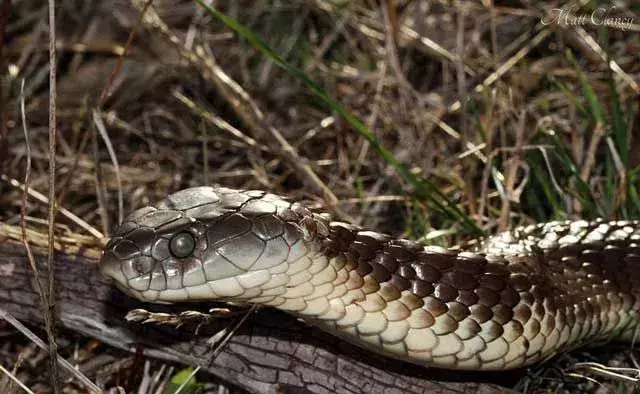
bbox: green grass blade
[195,0,483,235]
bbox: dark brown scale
[470,304,493,324]
[626,253,640,265]
[561,255,581,269]
[484,262,511,277]
[513,304,532,324]
[581,249,607,265]
[351,240,378,260]
[582,300,594,317]
[412,262,441,282]
[478,274,507,292]
[398,264,417,280]
[475,287,500,307]
[369,262,392,284]
[442,271,477,291]
[424,297,448,317]
[453,258,487,275]
[510,274,531,292]
[582,262,602,276]
[321,239,338,256]
[434,283,458,302]
[378,253,399,273]
[412,280,434,298]
[447,301,471,321]
[389,274,411,292]
[491,304,514,325]
[424,252,456,272]
[456,290,479,307]
[356,261,373,277]
[530,284,547,301]
[499,287,520,307]
[330,223,357,251]
[387,243,418,262]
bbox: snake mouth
[99,251,125,284]
[100,254,153,302]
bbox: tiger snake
[99,186,640,370]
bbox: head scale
[99,186,325,304]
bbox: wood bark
[0,239,515,393]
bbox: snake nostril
[135,256,156,274]
[122,256,156,278]
[134,260,149,274]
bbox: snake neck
[251,219,640,370]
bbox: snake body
[99,186,640,370]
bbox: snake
[98,186,640,371]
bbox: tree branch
[0,239,513,393]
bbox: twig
[0,0,10,177]
[93,110,123,225]
[0,363,35,394]
[17,78,44,394]
[580,122,604,181]
[455,3,476,217]
[1,175,105,240]
[174,304,258,394]
[0,308,101,393]
[201,122,209,186]
[172,90,259,148]
[97,0,154,106]
[448,27,552,113]
[57,0,153,217]
[46,0,61,390]
[499,111,528,231]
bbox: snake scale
[99,186,640,370]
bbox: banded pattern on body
[99,186,640,370]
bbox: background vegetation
[0,0,639,392]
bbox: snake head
[99,186,326,304]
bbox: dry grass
[1,0,639,392]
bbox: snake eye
[169,232,196,258]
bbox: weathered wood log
[0,238,513,393]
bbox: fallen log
[0,236,512,393]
